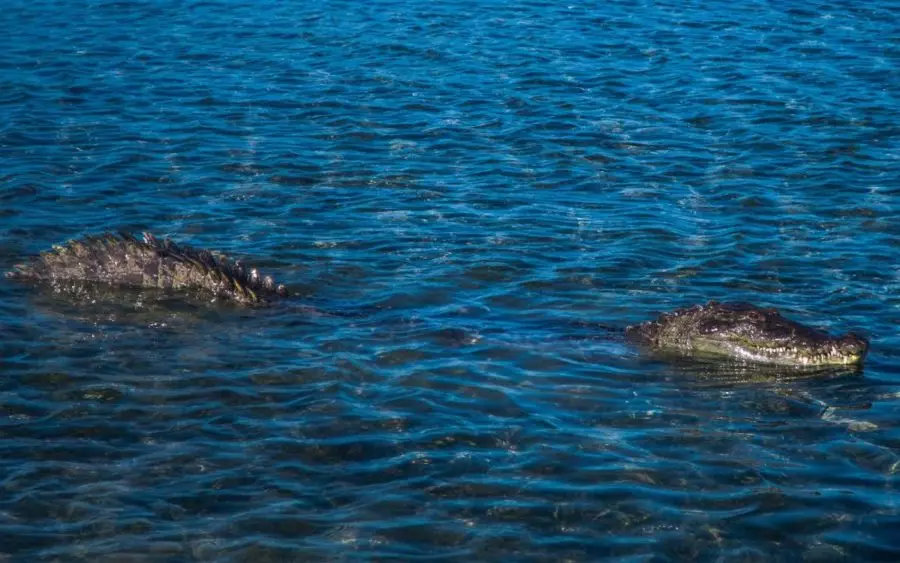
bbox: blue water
[2,0,900,560]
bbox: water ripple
[1,0,900,560]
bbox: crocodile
[5,232,869,367]
[624,301,867,367]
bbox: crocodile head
[625,301,868,366]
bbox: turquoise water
[2,0,900,560]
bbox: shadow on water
[635,354,882,433]
[6,280,245,327]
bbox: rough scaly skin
[624,301,868,366]
[6,232,288,305]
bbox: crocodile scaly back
[6,232,288,305]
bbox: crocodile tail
[7,232,290,305]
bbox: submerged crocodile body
[6,233,869,367]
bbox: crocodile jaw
[690,334,868,366]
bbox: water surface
[1,0,900,560]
